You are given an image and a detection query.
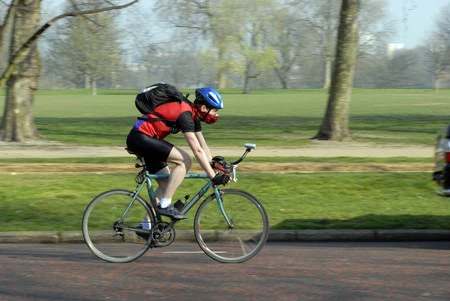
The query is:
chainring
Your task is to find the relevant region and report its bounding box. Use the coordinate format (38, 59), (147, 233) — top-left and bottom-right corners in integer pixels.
(150, 222), (176, 247)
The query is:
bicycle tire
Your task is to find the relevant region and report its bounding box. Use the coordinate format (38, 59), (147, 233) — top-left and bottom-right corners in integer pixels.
(82, 189), (155, 263)
(194, 189), (269, 263)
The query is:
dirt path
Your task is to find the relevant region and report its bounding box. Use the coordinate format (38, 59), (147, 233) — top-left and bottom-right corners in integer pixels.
(0, 141), (434, 173)
(0, 141), (434, 159)
(0, 162), (433, 173)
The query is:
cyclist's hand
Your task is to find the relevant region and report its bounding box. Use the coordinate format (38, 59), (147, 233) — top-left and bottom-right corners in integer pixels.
(212, 173), (231, 186)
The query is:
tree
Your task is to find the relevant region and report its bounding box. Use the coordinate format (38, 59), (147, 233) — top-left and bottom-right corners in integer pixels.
(293, 0), (341, 89)
(2, 0), (42, 141)
(156, 0), (240, 89)
(291, 0), (389, 89)
(157, 0), (282, 91)
(48, 11), (123, 95)
(426, 3), (450, 92)
(0, 0), (139, 142)
(236, 0), (279, 93)
(354, 46), (431, 89)
(314, 0), (360, 141)
(270, 6), (316, 89)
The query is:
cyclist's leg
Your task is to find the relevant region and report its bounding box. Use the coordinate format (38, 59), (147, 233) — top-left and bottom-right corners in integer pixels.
(127, 130), (192, 217)
(149, 147), (191, 220)
(154, 167), (169, 204)
(162, 146), (192, 199)
(127, 130), (175, 215)
(141, 145), (192, 202)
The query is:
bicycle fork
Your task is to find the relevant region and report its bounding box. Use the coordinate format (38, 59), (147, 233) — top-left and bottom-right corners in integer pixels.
(214, 188), (234, 229)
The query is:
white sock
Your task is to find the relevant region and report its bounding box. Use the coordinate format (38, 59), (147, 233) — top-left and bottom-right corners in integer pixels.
(140, 220), (151, 230)
(159, 198), (171, 208)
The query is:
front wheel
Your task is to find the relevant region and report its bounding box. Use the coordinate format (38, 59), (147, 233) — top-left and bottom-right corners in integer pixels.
(194, 189), (269, 263)
(82, 189), (155, 263)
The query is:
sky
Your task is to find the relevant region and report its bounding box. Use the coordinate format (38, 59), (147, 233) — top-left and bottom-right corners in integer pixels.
(387, 0), (450, 49)
(37, 0), (450, 50)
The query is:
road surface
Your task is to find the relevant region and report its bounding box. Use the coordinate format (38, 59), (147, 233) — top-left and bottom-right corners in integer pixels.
(1, 241), (449, 301)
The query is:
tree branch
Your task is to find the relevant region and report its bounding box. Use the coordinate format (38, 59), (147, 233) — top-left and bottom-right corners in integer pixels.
(0, 0), (139, 89)
(0, 0), (20, 50)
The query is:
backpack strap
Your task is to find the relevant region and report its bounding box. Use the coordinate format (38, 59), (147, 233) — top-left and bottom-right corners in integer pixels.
(137, 111), (177, 129)
(137, 110), (165, 122)
(137, 116), (162, 122)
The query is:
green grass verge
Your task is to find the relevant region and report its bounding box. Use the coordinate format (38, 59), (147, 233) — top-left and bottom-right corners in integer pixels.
(0, 89), (448, 147)
(1, 172), (448, 232)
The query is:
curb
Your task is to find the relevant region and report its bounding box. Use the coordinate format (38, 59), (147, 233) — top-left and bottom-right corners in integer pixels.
(0, 230), (449, 244)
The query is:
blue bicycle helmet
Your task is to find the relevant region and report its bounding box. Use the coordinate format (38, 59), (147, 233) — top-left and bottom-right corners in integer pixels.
(195, 87), (223, 109)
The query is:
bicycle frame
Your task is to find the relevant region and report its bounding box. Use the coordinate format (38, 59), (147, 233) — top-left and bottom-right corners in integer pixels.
(121, 143), (256, 228)
(126, 170), (233, 227)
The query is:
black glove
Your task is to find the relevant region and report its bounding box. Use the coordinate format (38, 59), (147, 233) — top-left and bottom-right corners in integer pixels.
(212, 173), (230, 185)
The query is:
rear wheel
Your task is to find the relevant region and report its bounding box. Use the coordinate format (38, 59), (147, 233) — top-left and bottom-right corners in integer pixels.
(194, 189), (269, 263)
(82, 189), (155, 263)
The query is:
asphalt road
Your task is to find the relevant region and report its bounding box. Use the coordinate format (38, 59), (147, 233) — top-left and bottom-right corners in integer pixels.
(1, 241), (449, 301)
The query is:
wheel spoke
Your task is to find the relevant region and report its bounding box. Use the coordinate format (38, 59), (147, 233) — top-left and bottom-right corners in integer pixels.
(82, 190), (154, 263)
(194, 189), (269, 263)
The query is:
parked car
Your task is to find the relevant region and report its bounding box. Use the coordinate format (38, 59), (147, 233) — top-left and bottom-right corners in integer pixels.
(433, 124), (450, 196)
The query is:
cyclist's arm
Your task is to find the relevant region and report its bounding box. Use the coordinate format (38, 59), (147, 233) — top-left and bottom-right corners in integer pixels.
(183, 131), (216, 179)
(195, 131), (213, 162)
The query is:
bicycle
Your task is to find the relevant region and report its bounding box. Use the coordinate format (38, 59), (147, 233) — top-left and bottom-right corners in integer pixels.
(82, 143), (269, 263)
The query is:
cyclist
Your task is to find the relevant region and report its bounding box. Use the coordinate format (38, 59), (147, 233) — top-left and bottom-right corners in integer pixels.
(126, 87), (230, 224)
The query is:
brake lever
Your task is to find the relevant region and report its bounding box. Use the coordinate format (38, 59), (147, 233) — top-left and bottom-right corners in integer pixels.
(232, 164), (238, 182)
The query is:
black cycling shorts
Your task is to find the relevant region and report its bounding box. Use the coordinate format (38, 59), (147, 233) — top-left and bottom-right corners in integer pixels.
(126, 130), (174, 174)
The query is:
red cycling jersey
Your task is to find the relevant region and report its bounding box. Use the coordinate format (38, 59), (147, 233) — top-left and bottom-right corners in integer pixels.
(132, 101), (201, 140)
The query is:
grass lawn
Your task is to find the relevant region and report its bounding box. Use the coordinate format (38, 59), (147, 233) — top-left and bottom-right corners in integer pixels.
(0, 172), (448, 232)
(0, 89), (448, 231)
(0, 88), (446, 147)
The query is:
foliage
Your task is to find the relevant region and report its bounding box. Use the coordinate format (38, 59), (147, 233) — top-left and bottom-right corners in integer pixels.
(153, 0), (391, 91)
(425, 2), (450, 91)
(45, 11), (123, 93)
(30, 1), (446, 90)
(0, 172), (447, 231)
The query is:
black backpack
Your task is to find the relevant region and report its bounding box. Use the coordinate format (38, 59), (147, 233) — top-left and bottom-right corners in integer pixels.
(135, 83), (186, 115)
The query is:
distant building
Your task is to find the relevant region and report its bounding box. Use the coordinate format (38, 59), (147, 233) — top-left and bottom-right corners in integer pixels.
(387, 43), (405, 59)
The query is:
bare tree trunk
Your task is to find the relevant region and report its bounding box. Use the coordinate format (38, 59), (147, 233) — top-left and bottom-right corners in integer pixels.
(84, 73), (91, 89)
(216, 46), (229, 89)
(322, 5), (335, 90)
(323, 58), (332, 89)
(1, 0), (41, 142)
(243, 62), (251, 94)
(0, 0), (20, 72)
(217, 71), (227, 89)
(91, 78), (97, 96)
(243, 77), (250, 94)
(434, 68), (440, 93)
(313, 0), (360, 141)
(274, 67), (288, 89)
